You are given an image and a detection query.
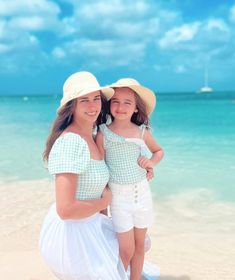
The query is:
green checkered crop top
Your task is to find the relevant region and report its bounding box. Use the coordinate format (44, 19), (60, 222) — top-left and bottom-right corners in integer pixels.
(99, 124), (149, 185)
(48, 133), (109, 200)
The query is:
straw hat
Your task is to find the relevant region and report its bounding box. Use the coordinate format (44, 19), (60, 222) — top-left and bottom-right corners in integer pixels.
(110, 78), (156, 114)
(57, 71), (114, 112)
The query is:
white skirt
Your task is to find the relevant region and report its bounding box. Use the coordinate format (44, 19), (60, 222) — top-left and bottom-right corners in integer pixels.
(39, 204), (128, 280)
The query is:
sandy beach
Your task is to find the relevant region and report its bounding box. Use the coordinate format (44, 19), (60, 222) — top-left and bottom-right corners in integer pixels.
(0, 179), (235, 280)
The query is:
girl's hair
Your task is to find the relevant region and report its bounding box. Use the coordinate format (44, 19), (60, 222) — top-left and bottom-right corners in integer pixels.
(131, 93), (149, 126)
(101, 89), (150, 126)
(43, 94), (108, 162)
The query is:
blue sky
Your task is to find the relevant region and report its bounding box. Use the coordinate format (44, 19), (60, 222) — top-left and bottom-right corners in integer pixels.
(0, 0), (235, 95)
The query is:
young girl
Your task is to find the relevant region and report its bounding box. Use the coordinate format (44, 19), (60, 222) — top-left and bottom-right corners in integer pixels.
(96, 78), (164, 280)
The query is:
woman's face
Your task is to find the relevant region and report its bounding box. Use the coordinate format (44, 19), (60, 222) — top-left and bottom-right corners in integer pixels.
(74, 90), (102, 123)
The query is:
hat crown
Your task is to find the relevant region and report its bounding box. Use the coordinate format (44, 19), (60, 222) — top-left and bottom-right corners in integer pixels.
(111, 77), (156, 114)
(63, 71), (100, 95)
(115, 78), (140, 87)
(57, 71), (114, 112)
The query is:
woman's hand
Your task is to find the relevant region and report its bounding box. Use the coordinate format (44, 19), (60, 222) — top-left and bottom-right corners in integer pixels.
(101, 187), (112, 209)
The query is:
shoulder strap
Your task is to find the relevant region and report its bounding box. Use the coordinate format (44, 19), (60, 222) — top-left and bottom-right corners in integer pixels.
(141, 125), (146, 139)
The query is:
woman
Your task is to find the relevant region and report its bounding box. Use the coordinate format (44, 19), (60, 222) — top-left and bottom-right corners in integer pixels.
(39, 71), (128, 279)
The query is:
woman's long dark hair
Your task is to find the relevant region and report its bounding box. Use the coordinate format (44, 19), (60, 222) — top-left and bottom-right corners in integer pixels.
(96, 95), (110, 127)
(43, 100), (77, 162)
(43, 94), (108, 162)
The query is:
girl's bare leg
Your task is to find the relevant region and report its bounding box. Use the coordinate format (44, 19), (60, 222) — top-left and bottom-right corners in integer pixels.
(117, 229), (135, 270)
(130, 227), (147, 280)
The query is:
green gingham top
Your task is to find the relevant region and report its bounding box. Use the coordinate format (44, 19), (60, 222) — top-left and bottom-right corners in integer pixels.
(48, 133), (109, 200)
(99, 124), (148, 185)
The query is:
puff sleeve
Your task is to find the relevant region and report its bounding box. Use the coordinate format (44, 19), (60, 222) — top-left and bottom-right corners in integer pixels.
(48, 133), (90, 175)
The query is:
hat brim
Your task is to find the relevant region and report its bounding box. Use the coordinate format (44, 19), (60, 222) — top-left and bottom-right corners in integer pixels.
(57, 86), (114, 113)
(110, 84), (156, 114)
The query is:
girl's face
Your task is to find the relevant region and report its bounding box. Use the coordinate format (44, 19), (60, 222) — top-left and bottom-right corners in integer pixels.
(110, 87), (137, 121)
(74, 90), (102, 123)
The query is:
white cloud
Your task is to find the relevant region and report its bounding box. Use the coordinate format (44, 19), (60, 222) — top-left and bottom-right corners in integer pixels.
(1, 0), (234, 80)
(159, 22), (201, 48)
(206, 18), (229, 32)
(0, 0), (61, 37)
(0, 43), (12, 53)
(0, 0), (60, 16)
(74, 0), (150, 19)
(56, 38), (146, 68)
(48, 0), (165, 68)
(199, 18), (231, 47)
(0, 0), (62, 68)
(229, 4), (235, 22)
(0, 20), (6, 38)
(76, 1), (124, 18)
(0, 0), (182, 73)
(67, 0), (162, 41)
(10, 16), (46, 31)
(175, 65), (186, 73)
(29, 35), (39, 44)
(52, 47), (66, 59)
(60, 17), (78, 36)
(107, 18), (160, 40)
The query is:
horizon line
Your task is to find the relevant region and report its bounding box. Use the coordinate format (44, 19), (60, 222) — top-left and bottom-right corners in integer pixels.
(1, 90), (235, 97)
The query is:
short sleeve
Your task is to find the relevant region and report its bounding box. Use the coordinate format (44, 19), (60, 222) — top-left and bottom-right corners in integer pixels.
(99, 124), (124, 147)
(48, 133), (90, 175)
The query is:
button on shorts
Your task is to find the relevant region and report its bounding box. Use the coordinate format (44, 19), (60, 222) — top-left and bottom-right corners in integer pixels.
(109, 178), (154, 233)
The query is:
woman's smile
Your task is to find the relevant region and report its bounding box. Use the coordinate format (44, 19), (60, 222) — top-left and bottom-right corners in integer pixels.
(85, 111), (98, 116)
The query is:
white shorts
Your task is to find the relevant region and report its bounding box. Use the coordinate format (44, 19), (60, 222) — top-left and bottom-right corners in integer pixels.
(109, 178), (154, 233)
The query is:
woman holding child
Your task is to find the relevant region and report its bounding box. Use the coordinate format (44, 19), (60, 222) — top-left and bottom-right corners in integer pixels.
(39, 71), (162, 280)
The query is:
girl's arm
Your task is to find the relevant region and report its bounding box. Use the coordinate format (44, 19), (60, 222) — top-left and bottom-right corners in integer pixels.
(55, 173), (111, 220)
(138, 129), (164, 169)
(95, 131), (105, 158)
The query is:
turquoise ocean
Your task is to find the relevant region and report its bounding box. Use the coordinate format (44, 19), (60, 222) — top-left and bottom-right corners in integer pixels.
(0, 91), (235, 202)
